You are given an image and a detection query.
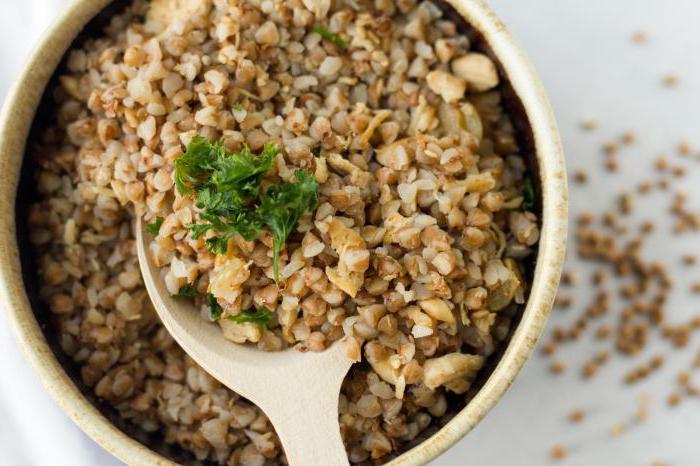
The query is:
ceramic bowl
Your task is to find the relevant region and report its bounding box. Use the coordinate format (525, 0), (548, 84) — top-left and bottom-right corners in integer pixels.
(0, 0), (567, 464)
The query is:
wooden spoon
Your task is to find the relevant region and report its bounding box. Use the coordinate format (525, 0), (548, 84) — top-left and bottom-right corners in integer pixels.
(135, 218), (353, 466)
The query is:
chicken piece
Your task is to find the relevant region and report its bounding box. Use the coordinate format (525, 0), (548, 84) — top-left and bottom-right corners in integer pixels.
(487, 258), (523, 311)
(375, 138), (415, 171)
(209, 255), (250, 306)
(219, 319), (263, 344)
(326, 153), (371, 189)
(423, 353), (484, 392)
(365, 343), (400, 385)
(147, 0), (209, 25)
(302, 0), (331, 17)
(419, 299), (457, 334)
(426, 70), (467, 103)
(325, 217), (369, 297)
(368, 356), (400, 385)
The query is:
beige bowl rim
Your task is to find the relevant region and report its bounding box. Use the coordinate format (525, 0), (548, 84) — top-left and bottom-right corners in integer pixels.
(0, 0), (567, 464)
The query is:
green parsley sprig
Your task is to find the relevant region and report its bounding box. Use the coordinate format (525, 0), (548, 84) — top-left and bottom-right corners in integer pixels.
(145, 217), (164, 236)
(175, 137), (319, 284)
(175, 136), (277, 201)
(227, 308), (272, 330)
(206, 293), (224, 321)
(173, 283), (225, 322)
(260, 170), (319, 283)
(174, 283), (199, 299)
(522, 177), (535, 211)
(312, 25), (348, 48)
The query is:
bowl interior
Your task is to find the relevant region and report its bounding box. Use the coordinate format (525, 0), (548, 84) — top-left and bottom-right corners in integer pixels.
(8, 1), (559, 465)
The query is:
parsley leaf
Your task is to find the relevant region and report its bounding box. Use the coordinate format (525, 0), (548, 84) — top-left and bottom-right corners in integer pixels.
(145, 217), (164, 236)
(187, 222), (213, 240)
(177, 138), (319, 285)
(227, 308), (272, 329)
(174, 284), (199, 299)
(188, 209), (264, 254)
(522, 177), (536, 211)
(172, 284), (223, 323)
(260, 170), (319, 283)
(221, 209), (265, 241)
(206, 293), (223, 321)
(174, 137), (277, 202)
(232, 102), (244, 112)
(210, 143), (277, 205)
(312, 25), (348, 48)
(176, 138), (275, 246)
(205, 236), (231, 255)
(174, 137), (226, 195)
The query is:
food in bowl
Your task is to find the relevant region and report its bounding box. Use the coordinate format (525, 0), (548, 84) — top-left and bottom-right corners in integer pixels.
(27, 0), (540, 463)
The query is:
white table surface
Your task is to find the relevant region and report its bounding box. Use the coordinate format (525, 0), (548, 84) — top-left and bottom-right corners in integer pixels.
(2, 1), (699, 465)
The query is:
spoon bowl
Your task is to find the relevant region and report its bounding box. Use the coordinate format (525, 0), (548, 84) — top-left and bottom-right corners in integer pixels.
(136, 218), (354, 466)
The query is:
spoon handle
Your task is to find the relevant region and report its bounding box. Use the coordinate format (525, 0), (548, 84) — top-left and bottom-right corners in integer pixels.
(136, 218), (352, 465)
(258, 345), (351, 466)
